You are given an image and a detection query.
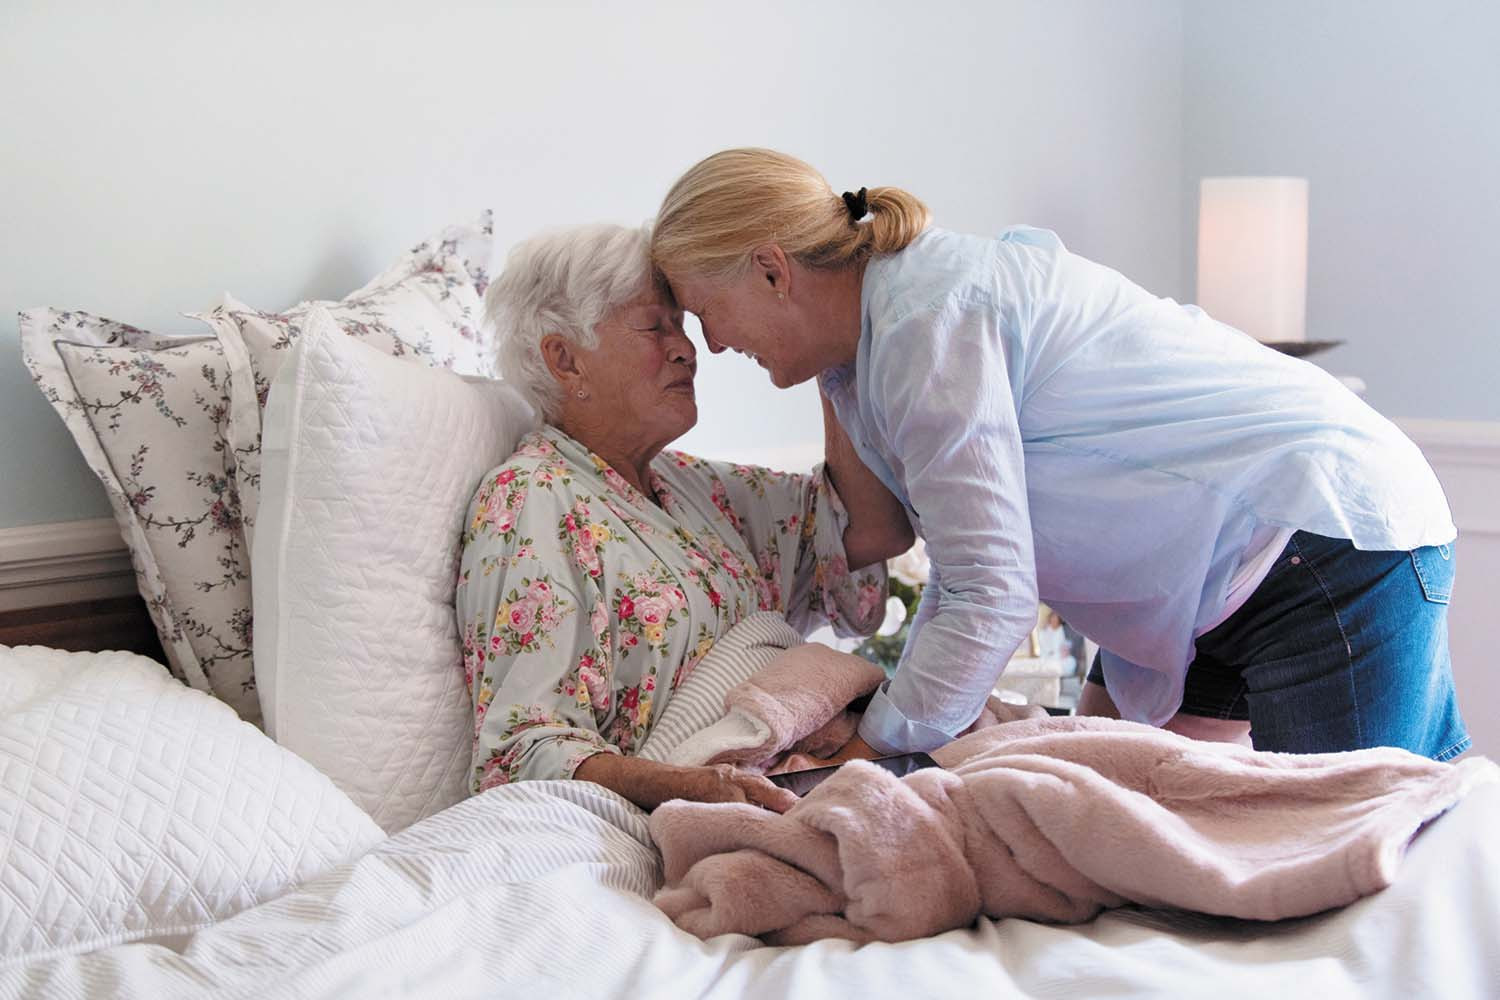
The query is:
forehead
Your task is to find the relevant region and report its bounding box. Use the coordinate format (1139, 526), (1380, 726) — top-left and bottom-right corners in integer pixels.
(620, 274), (675, 308)
(615, 287), (682, 324)
(667, 272), (729, 312)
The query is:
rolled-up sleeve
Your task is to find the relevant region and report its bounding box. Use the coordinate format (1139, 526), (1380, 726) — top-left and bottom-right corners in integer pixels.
(856, 299), (1040, 754)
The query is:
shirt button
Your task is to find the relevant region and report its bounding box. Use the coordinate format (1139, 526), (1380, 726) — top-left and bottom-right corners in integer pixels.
(1290, 556), (1302, 565)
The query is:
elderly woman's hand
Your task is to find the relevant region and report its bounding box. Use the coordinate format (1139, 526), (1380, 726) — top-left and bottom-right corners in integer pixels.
(574, 753), (798, 813)
(673, 763), (800, 812)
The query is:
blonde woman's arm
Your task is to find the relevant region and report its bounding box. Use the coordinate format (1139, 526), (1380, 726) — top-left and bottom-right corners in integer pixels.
(820, 388), (915, 570)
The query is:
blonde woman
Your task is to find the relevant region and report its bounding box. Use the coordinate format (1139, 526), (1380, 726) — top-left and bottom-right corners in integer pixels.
(651, 148), (1467, 762)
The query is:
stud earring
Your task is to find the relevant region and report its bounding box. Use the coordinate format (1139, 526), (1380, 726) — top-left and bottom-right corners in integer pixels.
(576, 389), (588, 399)
(777, 292), (785, 301)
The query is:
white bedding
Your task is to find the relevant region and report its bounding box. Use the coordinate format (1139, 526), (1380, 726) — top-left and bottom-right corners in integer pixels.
(3, 773), (1497, 999)
(0, 647), (382, 967)
(5, 630), (1496, 998)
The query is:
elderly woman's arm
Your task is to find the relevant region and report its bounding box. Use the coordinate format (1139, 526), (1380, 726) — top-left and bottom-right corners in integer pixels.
(458, 463), (623, 791)
(820, 388), (915, 570)
(573, 754), (795, 812)
(462, 458), (663, 791)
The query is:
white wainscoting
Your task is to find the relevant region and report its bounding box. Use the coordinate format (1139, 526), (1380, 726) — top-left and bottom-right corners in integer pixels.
(0, 517), (134, 613)
(1397, 419), (1500, 760)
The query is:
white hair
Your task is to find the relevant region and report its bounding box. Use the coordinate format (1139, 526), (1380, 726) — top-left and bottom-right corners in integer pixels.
(487, 223), (654, 421)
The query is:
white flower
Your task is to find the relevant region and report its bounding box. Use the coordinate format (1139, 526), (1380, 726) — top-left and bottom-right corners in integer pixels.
(876, 595), (908, 637)
(888, 537), (930, 586)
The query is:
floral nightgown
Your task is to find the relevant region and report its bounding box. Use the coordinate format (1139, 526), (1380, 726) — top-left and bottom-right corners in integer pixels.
(456, 425), (887, 793)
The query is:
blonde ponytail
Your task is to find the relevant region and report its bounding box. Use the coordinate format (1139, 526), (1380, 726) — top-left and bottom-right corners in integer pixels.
(864, 186), (930, 255)
(651, 148), (931, 280)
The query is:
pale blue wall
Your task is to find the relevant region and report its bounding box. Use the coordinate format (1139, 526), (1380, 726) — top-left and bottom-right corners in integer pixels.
(1182, 0), (1500, 421)
(0, 0), (1185, 529)
(10, 3), (1496, 533)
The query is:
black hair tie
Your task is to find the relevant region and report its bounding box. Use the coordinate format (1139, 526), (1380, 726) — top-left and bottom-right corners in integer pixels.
(841, 187), (869, 223)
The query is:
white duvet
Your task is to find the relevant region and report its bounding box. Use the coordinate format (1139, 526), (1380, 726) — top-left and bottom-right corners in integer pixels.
(0, 647), (382, 966)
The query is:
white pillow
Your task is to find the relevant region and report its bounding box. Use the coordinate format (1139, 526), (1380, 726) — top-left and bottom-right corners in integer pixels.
(0, 645), (384, 965)
(255, 306), (538, 833)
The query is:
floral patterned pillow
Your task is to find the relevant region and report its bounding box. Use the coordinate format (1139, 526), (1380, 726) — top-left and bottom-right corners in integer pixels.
(20, 310), (258, 721)
(19, 212), (495, 728)
(200, 211), (497, 547)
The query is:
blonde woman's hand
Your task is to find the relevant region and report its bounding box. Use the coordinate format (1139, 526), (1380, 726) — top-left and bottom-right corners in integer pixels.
(772, 733), (884, 777)
(811, 733), (883, 766)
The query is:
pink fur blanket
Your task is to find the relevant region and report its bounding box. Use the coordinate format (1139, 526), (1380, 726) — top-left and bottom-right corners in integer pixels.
(649, 645), (1498, 944)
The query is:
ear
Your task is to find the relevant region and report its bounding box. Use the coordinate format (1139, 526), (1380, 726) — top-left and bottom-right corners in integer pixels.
(750, 243), (792, 297)
(540, 333), (585, 388)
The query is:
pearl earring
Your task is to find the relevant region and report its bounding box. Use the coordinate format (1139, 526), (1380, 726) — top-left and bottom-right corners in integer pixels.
(777, 292), (785, 301)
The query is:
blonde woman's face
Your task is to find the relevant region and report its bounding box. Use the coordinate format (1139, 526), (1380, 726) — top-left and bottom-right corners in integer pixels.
(667, 269), (812, 389)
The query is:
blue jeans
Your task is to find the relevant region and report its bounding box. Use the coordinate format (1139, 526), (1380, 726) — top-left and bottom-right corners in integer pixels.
(1088, 531), (1470, 760)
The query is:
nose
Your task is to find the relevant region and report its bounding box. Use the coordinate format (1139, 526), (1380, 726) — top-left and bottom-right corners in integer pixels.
(669, 338), (697, 368)
(701, 330), (727, 354)
(667, 323), (698, 368)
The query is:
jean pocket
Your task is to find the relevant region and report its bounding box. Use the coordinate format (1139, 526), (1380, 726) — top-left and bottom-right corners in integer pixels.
(1410, 544), (1454, 604)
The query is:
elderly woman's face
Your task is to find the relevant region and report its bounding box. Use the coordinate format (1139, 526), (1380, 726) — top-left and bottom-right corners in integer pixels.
(578, 291), (697, 445)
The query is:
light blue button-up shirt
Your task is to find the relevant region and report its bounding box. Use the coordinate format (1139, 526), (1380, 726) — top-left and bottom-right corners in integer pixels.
(820, 226), (1455, 752)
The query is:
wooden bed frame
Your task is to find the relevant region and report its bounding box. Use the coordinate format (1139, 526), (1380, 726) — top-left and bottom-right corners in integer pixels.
(0, 595), (166, 663)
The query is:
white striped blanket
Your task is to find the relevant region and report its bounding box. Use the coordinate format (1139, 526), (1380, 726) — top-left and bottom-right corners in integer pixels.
(0, 780), (714, 999)
(636, 611), (806, 766)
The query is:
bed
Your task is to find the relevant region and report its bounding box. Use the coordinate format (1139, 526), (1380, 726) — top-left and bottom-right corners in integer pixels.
(4, 769), (1497, 999)
(4, 633), (1498, 1000)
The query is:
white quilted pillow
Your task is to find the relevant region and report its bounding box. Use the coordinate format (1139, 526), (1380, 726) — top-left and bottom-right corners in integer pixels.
(254, 306), (538, 834)
(0, 645), (383, 965)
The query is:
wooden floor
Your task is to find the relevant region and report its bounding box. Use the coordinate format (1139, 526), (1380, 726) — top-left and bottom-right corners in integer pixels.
(0, 595), (167, 662)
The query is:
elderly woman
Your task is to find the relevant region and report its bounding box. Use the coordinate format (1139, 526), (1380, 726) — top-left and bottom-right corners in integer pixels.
(456, 224), (910, 812)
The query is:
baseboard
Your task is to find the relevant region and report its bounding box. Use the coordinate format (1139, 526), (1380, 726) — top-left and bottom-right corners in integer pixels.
(0, 517), (135, 613)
